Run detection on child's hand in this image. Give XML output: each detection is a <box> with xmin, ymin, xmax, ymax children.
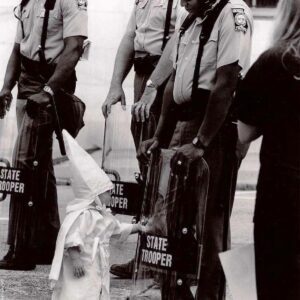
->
<box><xmin>72</xmin><ymin>257</ymin><xmax>85</xmax><ymax>278</ymax></box>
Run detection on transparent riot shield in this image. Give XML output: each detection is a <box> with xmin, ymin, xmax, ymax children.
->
<box><xmin>0</xmin><ymin>95</ymin><xmax>65</xmax><ymax>264</ymax></box>
<box><xmin>102</xmin><ymin>105</ymin><xmax>157</xmax><ymax>217</ymax></box>
<box><xmin>130</xmin><ymin>149</ymin><xmax>210</xmax><ymax>299</ymax></box>
<box><xmin>0</xmin><ymin>99</ymin><xmax>18</xmax><ymax>258</ymax></box>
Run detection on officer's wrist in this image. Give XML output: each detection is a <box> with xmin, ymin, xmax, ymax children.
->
<box><xmin>192</xmin><ymin>136</ymin><xmax>207</xmax><ymax>151</ymax></box>
<box><xmin>146</xmin><ymin>79</ymin><xmax>158</xmax><ymax>90</ymax></box>
<box><xmin>43</xmin><ymin>85</ymin><xmax>55</xmax><ymax>97</ymax></box>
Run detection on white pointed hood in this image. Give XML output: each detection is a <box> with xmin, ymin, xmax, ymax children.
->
<box><xmin>62</xmin><ymin>130</ymin><xmax>113</xmax><ymax>212</ymax></box>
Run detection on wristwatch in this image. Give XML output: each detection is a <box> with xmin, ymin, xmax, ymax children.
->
<box><xmin>146</xmin><ymin>79</ymin><xmax>157</xmax><ymax>89</ymax></box>
<box><xmin>43</xmin><ymin>85</ymin><xmax>54</xmax><ymax>97</ymax></box>
<box><xmin>192</xmin><ymin>136</ymin><xmax>207</xmax><ymax>150</ymax></box>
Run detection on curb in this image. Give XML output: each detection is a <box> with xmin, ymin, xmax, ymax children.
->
<box><xmin>57</xmin><ymin>177</ymin><xmax>257</xmax><ymax>191</ymax></box>
<box><xmin>236</xmin><ymin>183</ymin><xmax>256</xmax><ymax>191</ymax></box>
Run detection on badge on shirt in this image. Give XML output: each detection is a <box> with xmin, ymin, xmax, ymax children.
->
<box><xmin>232</xmin><ymin>8</ymin><xmax>248</xmax><ymax>33</ymax></box>
<box><xmin>76</xmin><ymin>0</ymin><xmax>87</xmax><ymax>10</ymax></box>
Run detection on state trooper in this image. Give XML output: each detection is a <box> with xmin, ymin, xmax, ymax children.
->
<box><xmin>102</xmin><ymin>0</ymin><xmax>185</xmax><ymax>279</ymax></box>
<box><xmin>137</xmin><ymin>0</ymin><xmax>253</xmax><ymax>298</ymax></box>
<box><xmin>0</xmin><ymin>0</ymin><xmax>87</xmax><ymax>270</ymax></box>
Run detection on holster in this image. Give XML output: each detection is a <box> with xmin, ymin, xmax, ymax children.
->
<box><xmin>175</xmin><ymin>89</ymin><xmax>210</xmax><ymax>122</ymax></box>
<box><xmin>133</xmin><ymin>54</ymin><xmax>161</xmax><ymax>75</ymax></box>
<box><xmin>18</xmin><ymin>55</ymin><xmax>85</xmax><ymax>138</ymax></box>
<box><xmin>174</xmin><ymin>88</ymin><xmax>238</xmax><ymax>126</ymax></box>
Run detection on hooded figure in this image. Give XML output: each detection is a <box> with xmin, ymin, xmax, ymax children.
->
<box><xmin>49</xmin><ymin>130</ymin><xmax>135</xmax><ymax>300</ymax></box>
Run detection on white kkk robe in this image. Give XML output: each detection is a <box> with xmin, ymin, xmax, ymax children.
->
<box><xmin>49</xmin><ymin>130</ymin><xmax>133</xmax><ymax>299</ymax></box>
<box><xmin>50</xmin><ymin>206</ymin><xmax>132</xmax><ymax>300</ymax></box>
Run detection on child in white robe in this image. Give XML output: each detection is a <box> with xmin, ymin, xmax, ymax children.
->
<box><xmin>49</xmin><ymin>130</ymin><xmax>143</xmax><ymax>300</ymax></box>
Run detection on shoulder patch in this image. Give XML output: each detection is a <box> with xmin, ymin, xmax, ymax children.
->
<box><xmin>76</xmin><ymin>0</ymin><xmax>87</xmax><ymax>10</ymax></box>
<box><xmin>232</xmin><ymin>8</ymin><xmax>248</xmax><ymax>33</ymax></box>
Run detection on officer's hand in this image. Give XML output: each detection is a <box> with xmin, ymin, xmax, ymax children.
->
<box><xmin>0</xmin><ymin>88</ymin><xmax>13</xmax><ymax>119</ymax></box>
<box><xmin>131</xmin><ymin>87</ymin><xmax>157</xmax><ymax>122</ymax></box>
<box><xmin>26</xmin><ymin>91</ymin><xmax>51</xmax><ymax>118</ymax></box>
<box><xmin>137</xmin><ymin>137</ymin><xmax>159</xmax><ymax>165</ymax></box>
<box><xmin>102</xmin><ymin>86</ymin><xmax>126</xmax><ymax>118</ymax></box>
<box><xmin>170</xmin><ymin>144</ymin><xmax>204</xmax><ymax>174</ymax></box>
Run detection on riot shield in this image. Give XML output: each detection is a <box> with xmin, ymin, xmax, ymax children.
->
<box><xmin>0</xmin><ymin>100</ymin><xmax>20</xmax><ymax>257</ymax></box>
<box><xmin>130</xmin><ymin>149</ymin><xmax>210</xmax><ymax>299</ymax></box>
<box><xmin>102</xmin><ymin>105</ymin><xmax>147</xmax><ymax>216</ymax></box>
<box><xmin>0</xmin><ymin>96</ymin><xmax>65</xmax><ymax>264</ymax></box>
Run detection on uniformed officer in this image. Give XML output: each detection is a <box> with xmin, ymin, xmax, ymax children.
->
<box><xmin>103</xmin><ymin>0</ymin><xmax>185</xmax><ymax>279</ymax></box>
<box><xmin>0</xmin><ymin>0</ymin><xmax>87</xmax><ymax>270</ymax></box>
<box><xmin>138</xmin><ymin>0</ymin><xmax>253</xmax><ymax>298</ymax></box>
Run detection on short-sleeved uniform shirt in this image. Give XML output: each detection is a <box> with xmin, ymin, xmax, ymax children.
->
<box><xmin>15</xmin><ymin>0</ymin><xmax>88</xmax><ymax>63</ymax></box>
<box><xmin>127</xmin><ymin>0</ymin><xmax>186</xmax><ymax>57</ymax></box>
<box><xmin>172</xmin><ymin>0</ymin><xmax>253</xmax><ymax>104</ymax></box>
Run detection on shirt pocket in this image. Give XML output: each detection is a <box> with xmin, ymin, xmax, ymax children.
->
<box><xmin>135</xmin><ymin>0</ymin><xmax>149</xmax><ymax>27</ymax></box>
<box><xmin>149</xmin><ymin>0</ymin><xmax>177</xmax><ymax>30</ymax></box>
<box><xmin>176</xmin><ymin>31</ymin><xmax>189</xmax><ymax>63</ymax></box>
<box><xmin>200</xmin><ymin>31</ymin><xmax>218</xmax><ymax>66</ymax></box>
<box><xmin>36</xmin><ymin>8</ymin><xmax>61</xmax><ymax>36</ymax></box>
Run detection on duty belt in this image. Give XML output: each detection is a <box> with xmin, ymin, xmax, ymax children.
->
<box><xmin>133</xmin><ymin>54</ymin><xmax>161</xmax><ymax>75</ymax></box>
<box><xmin>175</xmin><ymin>88</ymin><xmax>237</xmax><ymax>125</ymax></box>
<box><xmin>175</xmin><ymin>89</ymin><xmax>210</xmax><ymax>122</ymax></box>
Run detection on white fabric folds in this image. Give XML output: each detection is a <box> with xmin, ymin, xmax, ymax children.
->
<box><xmin>62</xmin><ymin>130</ymin><xmax>113</xmax><ymax>212</ymax></box>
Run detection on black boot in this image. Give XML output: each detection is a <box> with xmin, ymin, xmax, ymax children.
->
<box><xmin>110</xmin><ymin>259</ymin><xmax>135</xmax><ymax>279</ymax></box>
<box><xmin>0</xmin><ymin>247</ymin><xmax>35</xmax><ymax>271</ymax></box>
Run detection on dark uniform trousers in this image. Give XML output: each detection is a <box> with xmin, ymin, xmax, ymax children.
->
<box><xmin>7</xmin><ymin>58</ymin><xmax>75</xmax><ymax>263</ymax></box>
<box><xmin>8</xmin><ymin>100</ymin><xmax>59</xmax><ymax>263</ymax></box>
<box><xmin>164</xmin><ymin>116</ymin><xmax>238</xmax><ymax>300</ymax></box>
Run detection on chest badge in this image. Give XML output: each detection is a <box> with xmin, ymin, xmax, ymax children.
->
<box><xmin>232</xmin><ymin>8</ymin><xmax>248</xmax><ymax>33</ymax></box>
<box><xmin>77</xmin><ymin>0</ymin><xmax>87</xmax><ymax>10</ymax></box>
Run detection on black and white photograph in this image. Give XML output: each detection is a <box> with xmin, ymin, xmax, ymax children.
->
<box><xmin>0</xmin><ymin>0</ymin><xmax>299</xmax><ymax>299</ymax></box>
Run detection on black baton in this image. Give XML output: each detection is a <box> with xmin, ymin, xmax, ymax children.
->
<box><xmin>49</xmin><ymin>95</ymin><xmax>66</xmax><ymax>156</ymax></box>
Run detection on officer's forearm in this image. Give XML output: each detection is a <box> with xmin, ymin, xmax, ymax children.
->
<box><xmin>149</xmin><ymin>34</ymin><xmax>176</xmax><ymax>87</ymax></box>
<box><xmin>2</xmin><ymin>43</ymin><xmax>21</xmax><ymax>91</ymax></box>
<box><xmin>197</xmin><ymin>88</ymin><xmax>232</xmax><ymax>146</ymax></box>
<box><xmin>109</xmin><ymin>33</ymin><xmax>135</xmax><ymax>88</ymax></box>
<box><xmin>154</xmin><ymin>74</ymin><xmax>178</xmax><ymax>141</ymax></box>
<box><xmin>47</xmin><ymin>36</ymin><xmax>85</xmax><ymax>93</ymax></box>
<box><xmin>197</xmin><ymin>64</ymin><xmax>241</xmax><ymax>146</ymax></box>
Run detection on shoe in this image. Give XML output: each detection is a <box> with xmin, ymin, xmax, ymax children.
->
<box><xmin>110</xmin><ymin>259</ymin><xmax>134</xmax><ymax>279</ymax></box>
<box><xmin>0</xmin><ymin>258</ymin><xmax>36</xmax><ymax>271</ymax></box>
<box><xmin>2</xmin><ymin>246</ymin><xmax>14</xmax><ymax>261</ymax></box>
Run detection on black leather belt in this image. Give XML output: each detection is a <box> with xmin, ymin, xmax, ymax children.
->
<box><xmin>175</xmin><ymin>89</ymin><xmax>210</xmax><ymax>121</ymax></box>
<box><xmin>133</xmin><ymin>54</ymin><xmax>161</xmax><ymax>75</ymax></box>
